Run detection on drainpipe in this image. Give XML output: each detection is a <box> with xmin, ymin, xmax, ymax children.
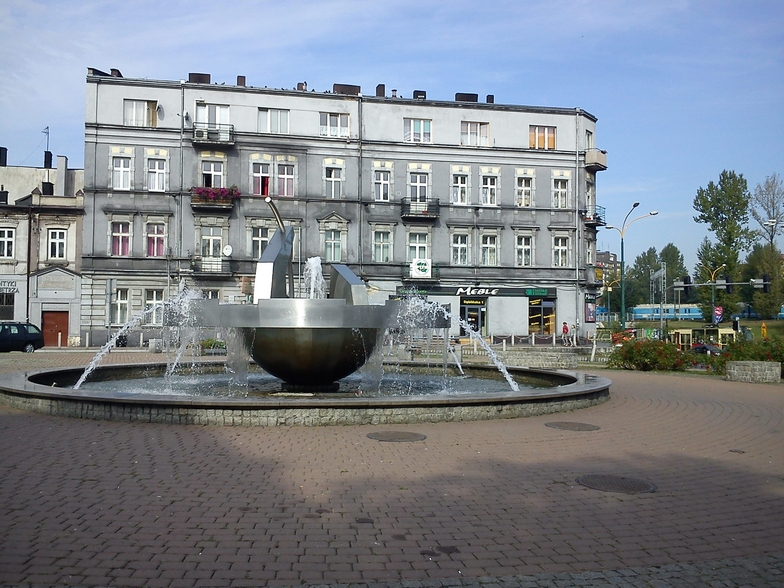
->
<box><xmin>574</xmin><ymin>110</ymin><xmax>581</xmax><ymax>337</ymax></box>
<box><xmin>357</xmin><ymin>95</ymin><xmax>364</xmax><ymax>273</ymax></box>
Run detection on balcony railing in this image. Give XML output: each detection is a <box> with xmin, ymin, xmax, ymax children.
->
<box><xmin>584</xmin><ymin>205</ymin><xmax>606</xmax><ymax>227</ymax></box>
<box><xmin>585</xmin><ymin>148</ymin><xmax>607</xmax><ymax>171</ymax></box>
<box><xmin>191</xmin><ymin>122</ymin><xmax>235</xmax><ymax>145</ymax></box>
<box><xmin>190</xmin><ymin>257</ymin><xmax>231</xmax><ymax>273</ymax></box>
<box><xmin>400</xmin><ymin>197</ymin><xmax>440</xmax><ymax>220</ymax></box>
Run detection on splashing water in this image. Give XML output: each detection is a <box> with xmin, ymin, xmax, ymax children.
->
<box><xmin>304</xmin><ymin>256</ymin><xmax>327</xmax><ymax>299</ymax></box>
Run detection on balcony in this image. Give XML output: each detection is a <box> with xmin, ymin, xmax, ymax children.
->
<box><xmin>401</xmin><ymin>197</ymin><xmax>440</xmax><ymax>221</ymax></box>
<box><xmin>191</xmin><ymin>122</ymin><xmax>235</xmax><ymax>146</ymax></box>
<box><xmin>190</xmin><ymin>256</ymin><xmax>231</xmax><ymax>274</ymax></box>
<box><xmin>584</xmin><ymin>205</ymin><xmax>606</xmax><ymax>227</ymax></box>
<box><xmin>585</xmin><ymin>148</ymin><xmax>607</xmax><ymax>171</ymax></box>
<box><xmin>190</xmin><ymin>186</ymin><xmax>240</xmax><ymax>213</ymax></box>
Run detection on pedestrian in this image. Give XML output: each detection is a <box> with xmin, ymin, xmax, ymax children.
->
<box><xmin>561</xmin><ymin>322</ymin><xmax>569</xmax><ymax>346</ymax></box>
<box><xmin>571</xmin><ymin>324</ymin><xmax>577</xmax><ymax>347</ymax></box>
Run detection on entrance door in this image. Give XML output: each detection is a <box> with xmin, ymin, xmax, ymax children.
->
<box><xmin>460</xmin><ymin>299</ymin><xmax>487</xmax><ymax>336</ymax></box>
<box><xmin>42</xmin><ymin>311</ymin><xmax>69</xmax><ymax>347</ymax></box>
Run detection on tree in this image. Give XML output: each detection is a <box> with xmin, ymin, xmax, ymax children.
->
<box><xmin>694</xmin><ymin>238</ymin><xmax>739</xmax><ymax>323</ymax></box>
<box><xmin>693</xmin><ymin>170</ymin><xmax>755</xmax><ymax>275</ymax></box>
<box><xmin>659</xmin><ymin>243</ymin><xmax>688</xmax><ymax>301</ymax></box>
<box><xmin>625</xmin><ymin>247</ymin><xmax>660</xmax><ymax>309</ymax></box>
<box><xmin>742</xmin><ymin>243</ymin><xmax>784</xmax><ymax>319</ymax></box>
<box><xmin>750</xmin><ymin>173</ymin><xmax>784</xmax><ymax>245</ymax></box>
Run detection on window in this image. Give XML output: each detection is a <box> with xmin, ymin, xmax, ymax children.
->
<box><xmin>374</xmin><ymin>170</ymin><xmax>390</xmax><ymax>202</ymax></box>
<box><xmin>278</xmin><ymin>164</ymin><xmax>294</xmax><ymax>196</ymax></box>
<box><xmin>145</xmin><ymin>289</ymin><xmax>165</xmax><ymax>325</ymax></box>
<box><xmin>112</xmin><ymin>157</ymin><xmax>131</xmax><ymax>190</ymax></box>
<box><xmin>201</xmin><ymin>161</ymin><xmax>223</xmax><ymax>188</ymax></box>
<box><xmin>259</xmin><ymin>108</ymin><xmax>289</xmax><ymax>134</ymax></box>
<box><xmin>481</xmin><ymin>176</ymin><xmax>498</xmax><ymax>205</ymax></box>
<box><xmin>404</xmin><ymin>118</ymin><xmax>431</xmax><ymax>143</ymax></box>
<box><xmin>146</xmin><ymin>223</ymin><xmax>166</xmax><ymax>257</ymax></box>
<box><xmin>147</xmin><ymin>159</ymin><xmax>166</xmax><ymax>192</ymax></box>
<box><xmin>201</xmin><ymin>226</ymin><xmax>222</xmax><ymax>258</ymax></box>
<box><xmin>530</xmin><ymin>125</ymin><xmax>556</xmax><ymax>150</ymax></box>
<box><xmin>408</xmin><ymin>232</ymin><xmax>428</xmax><ymax>262</ymax></box>
<box><xmin>252</xmin><ymin>227</ymin><xmax>269</xmax><ymax>259</ymax></box>
<box><xmin>123</xmin><ymin>100</ymin><xmax>157</xmax><ymax>127</ymax></box>
<box><xmin>481</xmin><ymin>234</ymin><xmax>498</xmax><ymax>266</ymax></box>
<box><xmin>0</xmin><ymin>293</ymin><xmax>13</xmax><ymax>320</ymax></box>
<box><xmin>324</xmin><ymin>229</ymin><xmax>342</xmax><ymax>262</ymax></box>
<box><xmin>325</xmin><ymin>167</ymin><xmax>342</xmax><ymax>199</ymax></box>
<box><xmin>48</xmin><ymin>229</ymin><xmax>66</xmax><ymax>259</ymax></box>
<box><xmin>461</xmin><ymin>122</ymin><xmax>488</xmax><ymax>146</ymax></box>
<box><xmin>552</xmin><ymin>178</ymin><xmax>569</xmax><ymax>208</ymax></box>
<box><xmin>451</xmin><ymin>233</ymin><xmax>469</xmax><ymax>265</ymax></box>
<box><xmin>516</xmin><ymin>176</ymin><xmax>533</xmax><ymax>207</ymax></box>
<box><xmin>112</xmin><ymin>288</ymin><xmax>129</xmax><ymax>324</ymax></box>
<box><xmin>553</xmin><ymin>236</ymin><xmax>569</xmax><ymax>267</ymax></box>
<box><xmin>111</xmin><ymin>222</ymin><xmax>130</xmax><ymax>256</ymax></box>
<box><xmin>410</xmin><ymin>173</ymin><xmax>428</xmax><ymax>204</ymax></box>
<box><xmin>516</xmin><ymin>235</ymin><xmax>534</xmax><ymax>267</ymax></box>
<box><xmin>373</xmin><ymin>230</ymin><xmax>391</xmax><ymax>263</ymax></box>
<box><xmin>196</xmin><ymin>103</ymin><xmax>229</xmax><ymax>128</ymax></box>
<box><xmin>202</xmin><ymin>289</ymin><xmax>220</xmax><ymax>300</ymax></box>
<box><xmin>451</xmin><ymin>174</ymin><xmax>469</xmax><ymax>205</ymax></box>
<box><xmin>252</xmin><ymin>163</ymin><xmax>270</xmax><ymax>196</ymax></box>
<box><xmin>0</xmin><ymin>228</ymin><xmax>14</xmax><ymax>258</ymax></box>
<box><xmin>319</xmin><ymin>112</ymin><xmax>349</xmax><ymax>137</ymax></box>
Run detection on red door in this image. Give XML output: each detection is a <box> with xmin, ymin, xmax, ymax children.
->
<box><xmin>42</xmin><ymin>311</ymin><xmax>69</xmax><ymax>347</ymax></box>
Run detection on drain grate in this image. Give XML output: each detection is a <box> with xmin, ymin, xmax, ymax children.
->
<box><xmin>546</xmin><ymin>422</ymin><xmax>601</xmax><ymax>431</ymax></box>
<box><xmin>367</xmin><ymin>431</ymin><xmax>426</xmax><ymax>442</ymax></box>
<box><xmin>576</xmin><ymin>474</ymin><xmax>656</xmax><ymax>494</ymax></box>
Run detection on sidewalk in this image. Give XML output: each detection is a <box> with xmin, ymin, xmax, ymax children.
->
<box><xmin>0</xmin><ymin>350</ymin><xmax>782</xmax><ymax>587</ymax></box>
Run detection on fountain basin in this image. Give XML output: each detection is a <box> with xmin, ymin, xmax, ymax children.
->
<box><xmin>0</xmin><ymin>363</ymin><xmax>611</xmax><ymax>426</ymax></box>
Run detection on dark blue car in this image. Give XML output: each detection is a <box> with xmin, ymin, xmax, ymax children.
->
<box><xmin>0</xmin><ymin>322</ymin><xmax>45</xmax><ymax>353</ymax></box>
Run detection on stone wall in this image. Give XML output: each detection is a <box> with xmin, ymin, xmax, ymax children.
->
<box><xmin>726</xmin><ymin>361</ymin><xmax>781</xmax><ymax>384</ymax></box>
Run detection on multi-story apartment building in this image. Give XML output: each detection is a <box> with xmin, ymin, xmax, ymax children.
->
<box><xmin>0</xmin><ymin>148</ymin><xmax>85</xmax><ymax>345</ymax></box>
<box><xmin>83</xmin><ymin>69</ymin><xmax>607</xmax><ymax>346</ymax></box>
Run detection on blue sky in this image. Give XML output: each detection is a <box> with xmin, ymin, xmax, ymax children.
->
<box><xmin>1</xmin><ymin>0</ymin><xmax>782</xmax><ymax>270</ymax></box>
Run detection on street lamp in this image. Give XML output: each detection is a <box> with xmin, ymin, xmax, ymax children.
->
<box><xmin>699</xmin><ymin>263</ymin><xmax>726</xmax><ymax>325</ymax></box>
<box><xmin>603</xmin><ymin>278</ymin><xmax>620</xmax><ymax>322</ymax></box>
<box><xmin>606</xmin><ymin>204</ymin><xmax>659</xmax><ymax>330</ymax></box>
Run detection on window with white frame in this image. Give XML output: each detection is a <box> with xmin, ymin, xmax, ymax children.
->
<box><xmin>516</xmin><ymin>234</ymin><xmax>534</xmax><ymax>267</ymax></box>
<box><xmin>112</xmin><ymin>288</ymin><xmax>129</xmax><ymax>324</ymax></box>
<box><xmin>111</xmin><ymin>222</ymin><xmax>130</xmax><ymax>256</ymax></box>
<box><xmin>112</xmin><ymin>157</ymin><xmax>131</xmax><ymax>190</ymax></box>
<box><xmin>147</xmin><ymin>158</ymin><xmax>166</xmax><ymax>192</ymax></box>
<box><xmin>251</xmin><ymin>227</ymin><xmax>269</xmax><ymax>259</ymax></box>
<box><xmin>201</xmin><ymin>226</ymin><xmax>222</xmax><ymax>258</ymax></box>
<box><xmin>373</xmin><ymin>230</ymin><xmax>391</xmax><ymax>263</ymax></box>
<box><xmin>552</xmin><ymin>178</ymin><xmax>569</xmax><ymax>209</ymax></box>
<box><xmin>516</xmin><ymin>175</ymin><xmax>534</xmax><ymax>207</ymax></box>
<box><xmin>325</xmin><ymin>167</ymin><xmax>342</xmax><ymax>199</ymax></box>
<box><xmin>374</xmin><ymin>170</ymin><xmax>391</xmax><ymax>201</ymax></box>
<box><xmin>278</xmin><ymin>164</ymin><xmax>294</xmax><ymax>196</ymax></box>
<box><xmin>0</xmin><ymin>228</ymin><xmax>13</xmax><ymax>258</ymax></box>
<box><xmin>451</xmin><ymin>174</ymin><xmax>469</xmax><ymax>205</ymax></box>
<box><xmin>252</xmin><ymin>162</ymin><xmax>270</xmax><ymax>196</ymax></box>
<box><xmin>48</xmin><ymin>229</ymin><xmax>66</xmax><ymax>260</ymax></box>
<box><xmin>451</xmin><ymin>233</ymin><xmax>469</xmax><ymax>265</ymax></box>
<box><xmin>404</xmin><ymin>118</ymin><xmax>432</xmax><ymax>143</ymax></box>
<box><xmin>319</xmin><ymin>112</ymin><xmax>349</xmax><ymax>137</ymax></box>
<box><xmin>324</xmin><ymin>229</ymin><xmax>342</xmax><ymax>262</ymax></box>
<box><xmin>481</xmin><ymin>175</ymin><xmax>498</xmax><ymax>206</ymax></box>
<box><xmin>480</xmin><ymin>234</ymin><xmax>498</xmax><ymax>266</ymax></box>
<box><xmin>146</xmin><ymin>222</ymin><xmax>166</xmax><ymax>257</ymax></box>
<box><xmin>586</xmin><ymin>240</ymin><xmax>595</xmax><ymax>266</ymax></box>
<box><xmin>145</xmin><ymin>289</ymin><xmax>165</xmax><ymax>325</ymax></box>
<box><xmin>201</xmin><ymin>160</ymin><xmax>223</xmax><ymax>188</ymax></box>
<box><xmin>529</xmin><ymin>125</ymin><xmax>556</xmax><ymax>150</ymax></box>
<box><xmin>258</xmin><ymin>108</ymin><xmax>289</xmax><ymax>134</ymax></box>
<box><xmin>123</xmin><ymin>99</ymin><xmax>157</xmax><ymax>127</ymax></box>
<box><xmin>553</xmin><ymin>235</ymin><xmax>570</xmax><ymax>267</ymax></box>
<box><xmin>410</xmin><ymin>172</ymin><xmax>428</xmax><ymax>204</ymax></box>
<box><xmin>196</xmin><ymin>103</ymin><xmax>229</xmax><ymax>128</ymax></box>
<box><xmin>407</xmin><ymin>232</ymin><xmax>429</xmax><ymax>262</ymax></box>
<box><xmin>461</xmin><ymin>122</ymin><xmax>488</xmax><ymax>146</ymax></box>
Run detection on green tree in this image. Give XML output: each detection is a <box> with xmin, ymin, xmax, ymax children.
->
<box><xmin>750</xmin><ymin>173</ymin><xmax>784</xmax><ymax>245</ymax></box>
<box><xmin>625</xmin><ymin>247</ymin><xmax>660</xmax><ymax>309</ymax></box>
<box><xmin>660</xmin><ymin>243</ymin><xmax>688</xmax><ymax>302</ymax></box>
<box><xmin>742</xmin><ymin>243</ymin><xmax>784</xmax><ymax>319</ymax></box>
<box><xmin>694</xmin><ymin>238</ymin><xmax>738</xmax><ymax>323</ymax></box>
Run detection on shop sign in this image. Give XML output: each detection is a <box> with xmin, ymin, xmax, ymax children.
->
<box><xmin>461</xmin><ymin>298</ymin><xmax>485</xmax><ymax>306</ymax></box>
<box><xmin>455</xmin><ymin>286</ymin><xmax>500</xmax><ymax>296</ymax></box>
<box><xmin>0</xmin><ymin>280</ymin><xmax>20</xmax><ymax>294</ymax></box>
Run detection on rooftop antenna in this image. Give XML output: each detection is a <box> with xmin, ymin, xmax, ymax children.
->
<box><xmin>42</xmin><ymin>126</ymin><xmax>50</xmax><ymax>182</ymax></box>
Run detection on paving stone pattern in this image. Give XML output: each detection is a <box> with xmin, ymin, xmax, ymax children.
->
<box><xmin>0</xmin><ymin>350</ymin><xmax>782</xmax><ymax>587</ymax></box>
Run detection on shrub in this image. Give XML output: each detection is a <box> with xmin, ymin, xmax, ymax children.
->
<box><xmin>707</xmin><ymin>337</ymin><xmax>784</xmax><ymax>375</ymax></box>
<box><xmin>607</xmin><ymin>339</ymin><xmax>688</xmax><ymax>371</ymax></box>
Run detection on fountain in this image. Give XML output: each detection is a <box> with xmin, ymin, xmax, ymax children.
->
<box><xmin>0</xmin><ymin>199</ymin><xmax>611</xmax><ymax>425</ymax></box>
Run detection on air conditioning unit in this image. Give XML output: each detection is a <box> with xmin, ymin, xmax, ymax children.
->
<box><xmin>410</xmin><ymin>258</ymin><xmax>432</xmax><ymax>279</ymax></box>
<box><xmin>194</xmin><ymin>128</ymin><xmax>207</xmax><ymax>140</ymax></box>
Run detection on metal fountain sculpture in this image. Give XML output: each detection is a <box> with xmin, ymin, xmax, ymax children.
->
<box><xmin>193</xmin><ymin>198</ymin><xmax>417</xmax><ymax>392</ymax></box>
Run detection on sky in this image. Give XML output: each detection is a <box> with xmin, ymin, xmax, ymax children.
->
<box><xmin>1</xmin><ymin>0</ymin><xmax>782</xmax><ymax>270</ymax></box>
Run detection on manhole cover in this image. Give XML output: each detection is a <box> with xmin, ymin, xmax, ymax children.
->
<box><xmin>546</xmin><ymin>422</ymin><xmax>601</xmax><ymax>431</ymax></box>
<box><xmin>367</xmin><ymin>431</ymin><xmax>426</xmax><ymax>442</ymax></box>
<box><xmin>576</xmin><ymin>474</ymin><xmax>656</xmax><ymax>494</ymax></box>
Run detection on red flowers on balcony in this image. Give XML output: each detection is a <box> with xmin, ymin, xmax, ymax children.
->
<box><xmin>191</xmin><ymin>185</ymin><xmax>241</xmax><ymax>200</ymax></box>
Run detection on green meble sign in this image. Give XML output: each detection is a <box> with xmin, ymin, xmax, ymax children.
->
<box><xmin>524</xmin><ymin>288</ymin><xmax>549</xmax><ymax>296</ymax></box>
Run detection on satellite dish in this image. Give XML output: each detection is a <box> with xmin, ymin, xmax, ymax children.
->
<box><xmin>222</xmin><ymin>244</ymin><xmax>233</xmax><ymax>257</ymax></box>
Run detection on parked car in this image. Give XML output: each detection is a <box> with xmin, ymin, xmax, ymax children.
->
<box><xmin>0</xmin><ymin>322</ymin><xmax>45</xmax><ymax>353</ymax></box>
<box><xmin>691</xmin><ymin>343</ymin><xmax>725</xmax><ymax>356</ymax></box>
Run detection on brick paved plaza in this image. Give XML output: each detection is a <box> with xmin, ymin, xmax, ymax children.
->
<box><xmin>0</xmin><ymin>350</ymin><xmax>782</xmax><ymax>587</ymax></box>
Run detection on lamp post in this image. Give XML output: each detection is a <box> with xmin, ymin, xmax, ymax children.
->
<box><xmin>606</xmin><ymin>204</ymin><xmax>659</xmax><ymax>330</ymax></box>
<box><xmin>603</xmin><ymin>278</ymin><xmax>620</xmax><ymax>322</ymax></box>
<box><xmin>700</xmin><ymin>263</ymin><xmax>726</xmax><ymax>325</ymax></box>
